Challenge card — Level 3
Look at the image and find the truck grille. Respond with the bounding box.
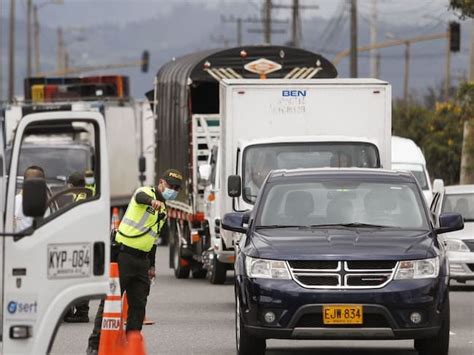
[463,240,474,252]
[289,261,397,289]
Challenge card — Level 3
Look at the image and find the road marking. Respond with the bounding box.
[450,331,456,336]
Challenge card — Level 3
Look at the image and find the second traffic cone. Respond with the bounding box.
[111,207,120,230]
[98,262,125,355]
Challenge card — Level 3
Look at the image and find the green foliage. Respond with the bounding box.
[393,84,470,185]
[450,0,474,18]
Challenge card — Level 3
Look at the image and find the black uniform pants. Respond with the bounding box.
[87,251,150,350]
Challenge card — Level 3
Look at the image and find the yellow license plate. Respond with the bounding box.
[323,305,363,325]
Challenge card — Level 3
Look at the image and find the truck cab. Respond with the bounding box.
[0,111,110,353]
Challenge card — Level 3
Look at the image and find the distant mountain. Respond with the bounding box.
[0,1,471,100]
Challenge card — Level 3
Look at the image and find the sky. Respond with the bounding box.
[0,0,471,99]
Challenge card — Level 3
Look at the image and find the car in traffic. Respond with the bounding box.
[222,168,464,355]
[431,184,474,282]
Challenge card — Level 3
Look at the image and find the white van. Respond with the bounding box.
[391,136,433,204]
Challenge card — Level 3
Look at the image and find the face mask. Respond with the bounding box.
[85,177,95,185]
[162,188,178,201]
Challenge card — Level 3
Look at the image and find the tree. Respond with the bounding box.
[450,0,474,18]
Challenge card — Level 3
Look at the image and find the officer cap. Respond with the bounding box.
[162,169,183,188]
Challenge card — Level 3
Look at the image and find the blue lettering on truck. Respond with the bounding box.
[282,90,307,97]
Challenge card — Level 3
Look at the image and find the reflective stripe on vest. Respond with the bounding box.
[115,186,167,252]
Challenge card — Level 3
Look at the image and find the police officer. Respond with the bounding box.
[86,169,182,354]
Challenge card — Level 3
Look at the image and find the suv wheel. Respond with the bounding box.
[192,267,208,279]
[415,295,450,355]
[209,254,227,284]
[235,294,265,355]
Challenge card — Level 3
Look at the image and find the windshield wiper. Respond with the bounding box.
[255,225,302,229]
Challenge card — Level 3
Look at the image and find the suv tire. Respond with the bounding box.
[415,294,450,355]
[209,255,227,284]
[192,268,208,279]
[235,294,265,355]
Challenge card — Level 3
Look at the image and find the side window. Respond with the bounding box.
[13,120,100,232]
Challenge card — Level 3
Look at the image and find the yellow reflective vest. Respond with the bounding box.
[115,186,167,252]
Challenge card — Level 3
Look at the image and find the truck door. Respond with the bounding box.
[2,112,110,354]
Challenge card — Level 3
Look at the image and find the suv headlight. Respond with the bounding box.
[245,256,291,279]
[394,257,439,280]
[444,239,470,252]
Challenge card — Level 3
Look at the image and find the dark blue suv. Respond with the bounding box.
[222,169,464,355]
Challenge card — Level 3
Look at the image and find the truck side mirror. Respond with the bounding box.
[22,178,47,218]
[432,179,444,194]
[436,212,464,234]
[228,175,241,198]
[198,164,212,186]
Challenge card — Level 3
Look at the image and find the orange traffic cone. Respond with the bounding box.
[125,330,147,355]
[122,292,155,326]
[111,207,120,230]
[98,263,125,355]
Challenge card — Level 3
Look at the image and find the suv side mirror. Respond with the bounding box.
[228,175,241,198]
[23,178,47,218]
[222,212,247,233]
[198,164,212,186]
[436,212,464,234]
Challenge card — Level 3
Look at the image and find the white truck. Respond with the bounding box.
[202,78,392,283]
[391,135,433,204]
[0,110,110,353]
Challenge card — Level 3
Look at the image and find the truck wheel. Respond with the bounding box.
[209,255,227,284]
[168,219,177,269]
[235,293,265,355]
[173,223,190,279]
[192,268,207,279]
[414,294,450,355]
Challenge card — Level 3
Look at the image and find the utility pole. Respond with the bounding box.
[222,16,260,46]
[0,0,3,101]
[403,42,410,103]
[469,19,474,81]
[57,27,64,72]
[33,5,40,74]
[350,0,358,78]
[369,0,378,78]
[26,0,32,77]
[272,0,318,47]
[8,0,15,101]
[264,0,272,44]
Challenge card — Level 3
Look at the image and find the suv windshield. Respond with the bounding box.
[243,143,380,203]
[256,180,429,230]
[442,193,474,221]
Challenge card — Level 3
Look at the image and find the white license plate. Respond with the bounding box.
[48,243,91,279]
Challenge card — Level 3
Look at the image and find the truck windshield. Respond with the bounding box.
[392,163,428,190]
[6,146,91,180]
[256,180,428,230]
[442,193,474,221]
[243,143,380,203]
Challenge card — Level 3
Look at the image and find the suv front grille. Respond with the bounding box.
[289,261,397,289]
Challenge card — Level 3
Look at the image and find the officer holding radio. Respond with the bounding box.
[86,169,182,354]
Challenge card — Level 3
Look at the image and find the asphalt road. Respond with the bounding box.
[52,246,474,355]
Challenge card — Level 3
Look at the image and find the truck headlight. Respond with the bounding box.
[394,257,439,280]
[245,256,291,279]
[444,239,470,252]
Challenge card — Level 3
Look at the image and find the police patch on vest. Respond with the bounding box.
[146,206,156,215]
